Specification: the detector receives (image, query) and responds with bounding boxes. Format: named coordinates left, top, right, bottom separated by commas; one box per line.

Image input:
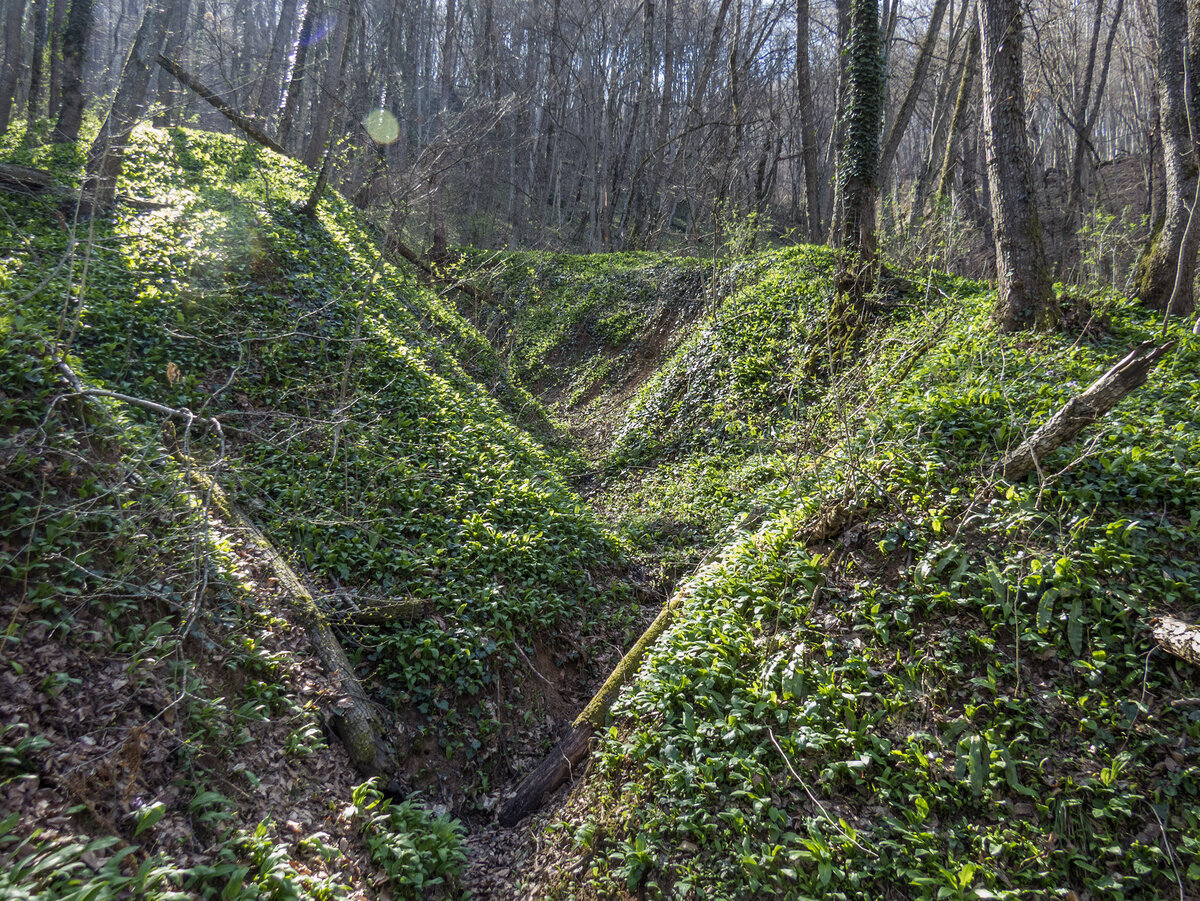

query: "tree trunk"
left=193, top=473, right=400, bottom=783
left=0, top=0, right=28, bottom=135
left=254, top=0, right=300, bottom=119
left=83, top=0, right=170, bottom=212
left=978, top=0, right=1056, bottom=331
left=1153, top=616, right=1200, bottom=668
left=1134, top=0, right=1200, bottom=316
left=835, top=0, right=884, bottom=281
left=50, top=0, right=90, bottom=142
left=278, top=0, right=319, bottom=149
left=26, top=0, right=48, bottom=125
left=933, top=26, right=979, bottom=210
left=302, top=0, right=352, bottom=167
left=47, top=0, right=65, bottom=116
left=156, top=54, right=288, bottom=155
left=796, top=0, right=823, bottom=241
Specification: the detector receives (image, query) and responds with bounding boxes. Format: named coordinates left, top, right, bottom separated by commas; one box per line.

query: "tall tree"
left=0, top=0, right=28, bottom=135
left=254, top=0, right=301, bottom=118
left=1134, top=0, right=1200, bottom=316
left=978, top=0, right=1055, bottom=330
left=278, top=0, right=319, bottom=149
left=26, top=0, right=49, bottom=124
left=84, top=0, right=172, bottom=210
left=51, top=0, right=92, bottom=142
left=796, top=0, right=823, bottom=241
left=47, top=0, right=66, bottom=115
left=302, top=0, right=352, bottom=166
left=835, top=0, right=884, bottom=263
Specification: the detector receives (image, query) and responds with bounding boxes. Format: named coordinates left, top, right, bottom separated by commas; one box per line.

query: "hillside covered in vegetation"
left=3, top=127, right=1200, bottom=901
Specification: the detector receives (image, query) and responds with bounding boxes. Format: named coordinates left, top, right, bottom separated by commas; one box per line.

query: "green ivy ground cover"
left=514, top=267, right=1200, bottom=898
left=1, top=126, right=629, bottom=798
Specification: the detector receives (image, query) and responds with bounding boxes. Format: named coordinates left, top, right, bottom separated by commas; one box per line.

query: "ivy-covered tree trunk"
left=835, top=0, right=883, bottom=266
left=83, top=0, right=170, bottom=211
left=1134, top=0, right=1200, bottom=317
left=978, top=0, right=1055, bottom=331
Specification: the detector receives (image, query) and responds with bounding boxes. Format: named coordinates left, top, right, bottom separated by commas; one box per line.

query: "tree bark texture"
left=1153, top=616, right=1200, bottom=668
left=978, top=0, right=1056, bottom=331
left=796, top=0, right=823, bottom=241
left=26, top=0, right=48, bottom=123
left=0, top=0, right=28, bottom=135
left=47, top=0, right=65, bottom=114
left=50, top=0, right=91, bottom=142
left=302, top=0, right=353, bottom=167
left=254, top=0, right=300, bottom=118
left=999, top=340, right=1175, bottom=481
left=1134, top=0, right=1200, bottom=316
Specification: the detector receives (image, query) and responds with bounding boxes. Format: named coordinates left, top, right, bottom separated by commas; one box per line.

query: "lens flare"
left=363, top=109, right=400, bottom=145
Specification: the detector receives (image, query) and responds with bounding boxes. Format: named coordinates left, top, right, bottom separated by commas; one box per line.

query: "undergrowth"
left=524, top=269, right=1200, bottom=898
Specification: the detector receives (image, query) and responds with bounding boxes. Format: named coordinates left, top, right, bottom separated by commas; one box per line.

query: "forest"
left=2, top=0, right=1200, bottom=897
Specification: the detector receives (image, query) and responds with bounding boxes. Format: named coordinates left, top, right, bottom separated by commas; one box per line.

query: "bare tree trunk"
left=978, top=0, right=1056, bottom=330
left=933, top=26, right=979, bottom=209
left=255, top=0, right=300, bottom=118
left=278, top=0, right=319, bottom=149
left=83, top=0, right=171, bottom=212
left=50, top=0, right=90, bottom=142
left=796, top=0, right=823, bottom=241
left=47, top=0, right=65, bottom=115
left=0, top=0, right=28, bottom=135
left=156, top=54, right=287, bottom=154
left=302, top=0, right=352, bottom=166
left=26, top=0, right=48, bottom=125
left=1134, top=0, right=1200, bottom=316
left=1000, top=340, right=1175, bottom=480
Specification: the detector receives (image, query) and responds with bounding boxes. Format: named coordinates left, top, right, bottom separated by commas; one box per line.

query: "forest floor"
left=2, top=128, right=1199, bottom=901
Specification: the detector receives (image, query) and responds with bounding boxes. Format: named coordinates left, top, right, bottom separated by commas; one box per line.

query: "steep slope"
left=486, top=252, right=1200, bottom=898
left=0, top=128, right=640, bottom=897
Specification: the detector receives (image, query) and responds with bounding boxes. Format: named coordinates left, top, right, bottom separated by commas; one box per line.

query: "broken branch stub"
left=999, top=340, right=1175, bottom=482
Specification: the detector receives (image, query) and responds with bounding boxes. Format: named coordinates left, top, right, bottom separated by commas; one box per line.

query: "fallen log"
left=498, top=504, right=856, bottom=826
left=0, top=163, right=78, bottom=203
left=189, top=472, right=400, bottom=784
left=1153, top=616, right=1200, bottom=668
left=497, top=587, right=693, bottom=827
left=156, top=54, right=289, bottom=157
left=999, top=340, right=1175, bottom=482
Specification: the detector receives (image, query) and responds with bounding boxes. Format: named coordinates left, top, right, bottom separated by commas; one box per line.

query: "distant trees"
left=0, top=0, right=1192, bottom=326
